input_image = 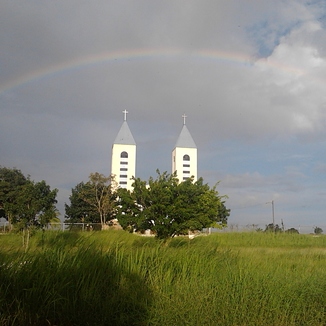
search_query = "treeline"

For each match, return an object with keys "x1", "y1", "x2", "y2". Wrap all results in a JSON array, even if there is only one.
[
  {"x1": 1, "y1": 167, "x2": 230, "y2": 239},
  {"x1": 259, "y1": 223, "x2": 323, "y2": 235}
]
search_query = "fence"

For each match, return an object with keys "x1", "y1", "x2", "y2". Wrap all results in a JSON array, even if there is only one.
[{"x1": 0, "y1": 222, "x2": 324, "y2": 235}]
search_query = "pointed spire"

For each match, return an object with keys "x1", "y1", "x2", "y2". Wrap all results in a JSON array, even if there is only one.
[
  {"x1": 175, "y1": 114, "x2": 196, "y2": 148},
  {"x1": 114, "y1": 110, "x2": 136, "y2": 145}
]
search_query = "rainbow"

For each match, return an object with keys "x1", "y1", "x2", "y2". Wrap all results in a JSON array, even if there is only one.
[{"x1": 0, "y1": 47, "x2": 312, "y2": 95}]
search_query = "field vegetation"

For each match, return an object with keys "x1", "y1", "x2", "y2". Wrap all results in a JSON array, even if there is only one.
[{"x1": 1, "y1": 231, "x2": 326, "y2": 325}]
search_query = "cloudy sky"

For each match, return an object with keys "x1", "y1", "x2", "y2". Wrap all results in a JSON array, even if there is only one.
[{"x1": 1, "y1": 0, "x2": 326, "y2": 231}]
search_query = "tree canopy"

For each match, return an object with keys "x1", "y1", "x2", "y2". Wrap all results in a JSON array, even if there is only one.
[
  {"x1": 65, "y1": 182, "x2": 99, "y2": 223},
  {"x1": 65, "y1": 173, "x2": 117, "y2": 229},
  {"x1": 116, "y1": 171, "x2": 229, "y2": 239},
  {"x1": 314, "y1": 226, "x2": 323, "y2": 235},
  {"x1": 0, "y1": 166, "x2": 58, "y2": 229}
]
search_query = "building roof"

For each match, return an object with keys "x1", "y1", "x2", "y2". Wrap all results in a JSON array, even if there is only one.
[
  {"x1": 175, "y1": 124, "x2": 196, "y2": 149},
  {"x1": 113, "y1": 121, "x2": 136, "y2": 145}
]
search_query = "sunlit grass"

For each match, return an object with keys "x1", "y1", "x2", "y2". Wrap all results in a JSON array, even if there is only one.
[{"x1": 0, "y1": 231, "x2": 326, "y2": 325}]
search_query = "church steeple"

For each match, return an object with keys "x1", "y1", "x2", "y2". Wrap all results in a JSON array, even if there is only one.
[
  {"x1": 113, "y1": 111, "x2": 136, "y2": 145},
  {"x1": 172, "y1": 114, "x2": 197, "y2": 182},
  {"x1": 174, "y1": 116, "x2": 197, "y2": 149},
  {"x1": 111, "y1": 111, "x2": 136, "y2": 191}
]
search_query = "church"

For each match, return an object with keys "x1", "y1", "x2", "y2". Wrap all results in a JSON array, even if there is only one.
[{"x1": 111, "y1": 110, "x2": 197, "y2": 191}]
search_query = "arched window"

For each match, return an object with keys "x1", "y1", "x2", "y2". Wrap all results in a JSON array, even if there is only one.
[
  {"x1": 120, "y1": 151, "x2": 128, "y2": 158},
  {"x1": 183, "y1": 154, "x2": 190, "y2": 161}
]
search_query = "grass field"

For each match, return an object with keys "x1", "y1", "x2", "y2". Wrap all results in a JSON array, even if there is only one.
[{"x1": 1, "y1": 230, "x2": 326, "y2": 325}]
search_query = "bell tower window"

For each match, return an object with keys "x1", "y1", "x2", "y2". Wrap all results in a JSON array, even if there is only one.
[
  {"x1": 182, "y1": 154, "x2": 191, "y2": 181},
  {"x1": 120, "y1": 151, "x2": 128, "y2": 158},
  {"x1": 119, "y1": 151, "x2": 129, "y2": 188}
]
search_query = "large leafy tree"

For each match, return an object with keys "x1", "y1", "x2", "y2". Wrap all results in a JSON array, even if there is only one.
[
  {"x1": 65, "y1": 182, "x2": 99, "y2": 223},
  {"x1": 0, "y1": 166, "x2": 58, "y2": 229},
  {"x1": 0, "y1": 167, "x2": 28, "y2": 225},
  {"x1": 66, "y1": 173, "x2": 117, "y2": 229},
  {"x1": 15, "y1": 180, "x2": 58, "y2": 228},
  {"x1": 116, "y1": 171, "x2": 230, "y2": 239}
]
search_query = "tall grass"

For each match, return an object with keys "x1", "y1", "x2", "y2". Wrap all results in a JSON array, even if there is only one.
[{"x1": 1, "y1": 231, "x2": 326, "y2": 325}]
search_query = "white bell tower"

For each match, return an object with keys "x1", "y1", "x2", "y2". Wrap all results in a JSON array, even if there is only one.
[
  {"x1": 172, "y1": 114, "x2": 197, "y2": 182},
  {"x1": 111, "y1": 110, "x2": 136, "y2": 191}
]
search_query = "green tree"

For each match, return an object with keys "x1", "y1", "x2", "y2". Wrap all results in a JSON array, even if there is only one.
[
  {"x1": 116, "y1": 170, "x2": 229, "y2": 239},
  {"x1": 264, "y1": 223, "x2": 283, "y2": 233},
  {"x1": 0, "y1": 167, "x2": 28, "y2": 227},
  {"x1": 77, "y1": 173, "x2": 117, "y2": 229},
  {"x1": 314, "y1": 226, "x2": 323, "y2": 235},
  {"x1": 285, "y1": 228, "x2": 299, "y2": 234},
  {"x1": 65, "y1": 182, "x2": 99, "y2": 223},
  {"x1": 0, "y1": 167, "x2": 58, "y2": 229},
  {"x1": 15, "y1": 180, "x2": 58, "y2": 228}
]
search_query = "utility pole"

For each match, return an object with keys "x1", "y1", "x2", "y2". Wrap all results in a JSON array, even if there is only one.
[{"x1": 266, "y1": 200, "x2": 275, "y2": 225}]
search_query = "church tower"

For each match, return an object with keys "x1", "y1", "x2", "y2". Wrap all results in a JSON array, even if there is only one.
[
  {"x1": 172, "y1": 114, "x2": 197, "y2": 182},
  {"x1": 111, "y1": 110, "x2": 136, "y2": 191}
]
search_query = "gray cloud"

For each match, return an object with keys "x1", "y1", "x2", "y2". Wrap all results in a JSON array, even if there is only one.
[{"x1": 1, "y1": 0, "x2": 326, "y2": 227}]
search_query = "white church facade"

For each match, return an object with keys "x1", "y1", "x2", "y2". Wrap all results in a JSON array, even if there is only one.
[{"x1": 111, "y1": 111, "x2": 197, "y2": 191}]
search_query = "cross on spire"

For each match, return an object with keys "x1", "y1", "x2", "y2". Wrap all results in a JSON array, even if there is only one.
[
  {"x1": 182, "y1": 113, "x2": 187, "y2": 125},
  {"x1": 122, "y1": 110, "x2": 128, "y2": 121}
]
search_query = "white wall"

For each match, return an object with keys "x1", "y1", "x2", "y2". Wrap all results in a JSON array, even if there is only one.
[{"x1": 172, "y1": 146, "x2": 197, "y2": 182}]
